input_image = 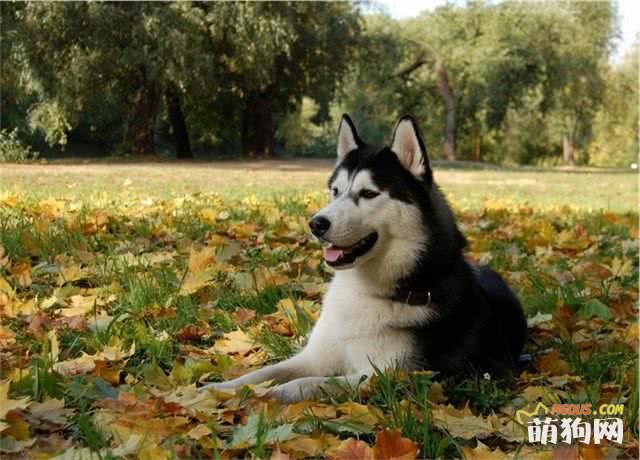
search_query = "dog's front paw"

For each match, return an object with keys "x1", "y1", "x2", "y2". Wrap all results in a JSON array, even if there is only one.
[
  {"x1": 269, "y1": 377, "x2": 323, "y2": 403},
  {"x1": 269, "y1": 382, "x2": 305, "y2": 404},
  {"x1": 198, "y1": 381, "x2": 236, "y2": 393}
]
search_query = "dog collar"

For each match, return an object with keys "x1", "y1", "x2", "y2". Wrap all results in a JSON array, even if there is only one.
[{"x1": 391, "y1": 289, "x2": 432, "y2": 307}]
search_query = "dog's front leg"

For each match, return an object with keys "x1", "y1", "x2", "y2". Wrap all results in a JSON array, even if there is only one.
[
  {"x1": 199, "y1": 354, "x2": 310, "y2": 392},
  {"x1": 269, "y1": 373, "x2": 367, "y2": 403}
]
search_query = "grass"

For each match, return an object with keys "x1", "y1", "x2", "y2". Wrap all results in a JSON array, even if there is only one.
[
  {"x1": 0, "y1": 159, "x2": 637, "y2": 458},
  {"x1": 0, "y1": 159, "x2": 636, "y2": 212}
]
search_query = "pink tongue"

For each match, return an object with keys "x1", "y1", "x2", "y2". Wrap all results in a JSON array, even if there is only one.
[{"x1": 324, "y1": 246, "x2": 344, "y2": 262}]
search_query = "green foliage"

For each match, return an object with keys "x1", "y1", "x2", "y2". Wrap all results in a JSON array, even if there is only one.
[
  {"x1": 588, "y1": 44, "x2": 639, "y2": 167},
  {"x1": 0, "y1": 1, "x2": 632, "y2": 165},
  {"x1": 276, "y1": 98, "x2": 336, "y2": 156},
  {"x1": 446, "y1": 375, "x2": 516, "y2": 415},
  {"x1": 367, "y1": 367, "x2": 454, "y2": 458},
  {"x1": 0, "y1": 129, "x2": 39, "y2": 162}
]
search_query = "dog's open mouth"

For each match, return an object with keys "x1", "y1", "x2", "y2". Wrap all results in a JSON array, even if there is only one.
[{"x1": 323, "y1": 232, "x2": 378, "y2": 267}]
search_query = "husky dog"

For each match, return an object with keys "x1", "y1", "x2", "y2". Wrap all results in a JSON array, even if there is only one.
[{"x1": 201, "y1": 115, "x2": 527, "y2": 403}]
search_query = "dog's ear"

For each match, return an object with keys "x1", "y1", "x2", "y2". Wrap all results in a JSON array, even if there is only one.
[
  {"x1": 390, "y1": 115, "x2": 430, "y2": 178},
  {"x1": 337, "y1": 114, "x2": 360, "y2": 161}
]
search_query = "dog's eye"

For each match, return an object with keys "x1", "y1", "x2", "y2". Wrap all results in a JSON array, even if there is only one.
[
  {"x1": 331, "y1": 187, "x2": 339, "y2": 197},
  {"x1": 359, "y1": 189, "x2": 380, "y2": 199}
]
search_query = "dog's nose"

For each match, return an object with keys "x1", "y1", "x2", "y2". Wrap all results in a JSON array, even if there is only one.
[{"x1": 309, "y1": 216, "x2": 331, "y2": 237}]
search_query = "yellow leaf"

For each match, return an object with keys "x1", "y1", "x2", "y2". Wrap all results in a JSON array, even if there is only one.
[
  {"x1": 3, "y1": 298, "x2": 37, "y2": 318},
  {"x1": 280, "y1": 433, "x2": 341, "y2": 457},
  {"x1": 187, "y1": 423, "x2": 212, "y2": 439},
  {"x1": 55, "y1": 259, "x2": 89, "y2": 286},
  {"x1": 430, "y1": 404, "x2": 525, "y2": 442},
  {"x1": 187, "y1": 246, "x2": 217, "y2": 273},
  {"x1": 0, "y1": 276, "x2": 15, "y2": 297},
  {"x1": 139, "y1": 446, "x2": 170, "y2": 460},
  {"x1": 56, "y1": 295, "x2": 97, "y2": 317},
  {"x1": 47, "y1": 329, "x2": 60, "y2": 363},
  {"x1": 53, "y1": 353, "x2": 96, "y2": 377},
  {"x1": 197, "y1": 207, "x2": 218, "y2": 224},
  {"x1": 54, "y1": 339, "x2": 134, "y2": 377},
  {"x1": 282, "y1": 401, "x2": 337, "y2": 421},
  {"x1": 4, "y1": 416, "x2": 30, "y2": 441},
  {"x1": 0, "y1": 380, "x2": 31, "y2": 432},
  {"x1": 0, "y1": 326, "x2": 16, "y2": 350},
  {"x1": 328, "y1": 438, "x2": 374, "y2": 460},
  {"x1": 606, "y1": 257, "x2": 634, "y2": 278},
  {"x1": 462, "y1": 441, "x2": 510, "y2": 460},
  {"x1": 0, "y1": 194, "x2": 19, "y2": 208},
  {"x1": 94, "y1": 339, "x2": 135, "y2": 361},
  {"x1": 179, "y1": 269, "x2": 216, "y2": 296},
  {"x1": 212, "y1": 329, "x2": 255, "y2": 355},
  {"x1": 336, "y1": 401, "x2": 381, "y2": 428},
  {"x1": 9, "y1": 261, "x2": 32, "y2": 287}
]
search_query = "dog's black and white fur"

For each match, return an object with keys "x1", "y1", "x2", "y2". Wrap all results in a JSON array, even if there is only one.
[{"x1": 201, "y1": 115, "x2": 527, "y2": 402}]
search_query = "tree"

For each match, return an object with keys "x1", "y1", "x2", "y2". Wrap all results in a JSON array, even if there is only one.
[
  {"x1": 546, "y1": 1, "x2": 616, "y2": 164},
  {"x1": 13, "y1": 2, "x2": 207, "y2": 156},
  {"x1": 199, "y1": 2, "x2": 361, "y2": 156},
  {"x1": 588, "y1": 41, "x2": 639, "y2": 167},
  {"x1": 12, "y1": 2, "x2": 361, "y2": 158}
]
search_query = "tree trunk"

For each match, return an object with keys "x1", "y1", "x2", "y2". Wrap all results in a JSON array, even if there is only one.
[
  {"x1": 165, "y1": 86, "x2": 192, "y2": 159},
  {"x1": 435, "y1": 61, "x2": 456, "y2": 161},
  {"x1": 123, "y1": 83, "x2": 160, "y2": 156},
  {"x1": 241, "y1": 91, "x2": 274, "y2": 157},
  {"x1": 562, "y1": 133, "x2": 575, "y2": 165}
]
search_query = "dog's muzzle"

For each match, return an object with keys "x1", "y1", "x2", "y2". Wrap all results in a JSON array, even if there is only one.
[{"x1": 309, "y1": 216, "x2": 331, "y2": 238}]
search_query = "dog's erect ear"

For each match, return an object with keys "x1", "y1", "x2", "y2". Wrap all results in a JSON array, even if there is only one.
[
  {"x1": 390, "y1": 115, "x2": 430, "y2": 177},
  {"x1": 337, "y1": 114, "x2": 360, "y2": 161}
]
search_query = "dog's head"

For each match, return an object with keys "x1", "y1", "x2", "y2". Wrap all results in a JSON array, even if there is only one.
[{"x1": 309, "y1": 114, "x2": 434, "y2": 274}]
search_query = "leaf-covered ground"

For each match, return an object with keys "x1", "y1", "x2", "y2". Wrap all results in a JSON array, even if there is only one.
[{"x1": 0, "y1": 178, "x2": 637, "y2": 459}]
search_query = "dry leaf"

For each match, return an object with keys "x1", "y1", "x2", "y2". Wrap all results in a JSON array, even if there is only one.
[
  {"x1": 462, "y1": 441, "x2": 510, "y2": 460},
  {"x1": 535, "y1": 350, "x2": 571, "y2": 376},
  {"x1": 329, "y1": 438, "x2": 374, "y2": 460},
  {"x1": 231, "y1": 307, "x2": 257, "y2": 325},
  {"x1": 372, "y1": 429, "x2": 418, "y2": 460},
  {"x1": 0, "y1": 380, "x2": 31, "y2": 432},
  {"x1": 212, "y1": 329, "x2": 255, "y2": 355}
]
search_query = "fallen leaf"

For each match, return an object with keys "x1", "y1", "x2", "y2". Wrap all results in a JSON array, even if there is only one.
[
  {"x1": 535, "y1": 350, "x2": 571, "y2": 376},
  {"x1": 0, "y1": 380, "x2": 30, "y2": 432},
  {"x1": 372, "y1": 429, "x2": 418, "y2": 460},
  {"x1": 462, "y1": 440, "x2": 510, "y2": 460},
  {"x1": 231, "y1": 307, "x2": 257, "y2": 325},
  {"x1": 0, "y1": 326, "x2": 16, "y2": 350},
  {"x1": 27, "y1": 398, "x2": 72, "y2": 429},
  {"x1": 329, "y1": 437, "x2": 374, "y2": 460},
  {"x1": 187, "y1": 424, "x2": 212, "y2": 440},
  {"x1": 431, "y1": 404, "x2": 525, "y2": 442},
  {"x1": 53, "y1": 353, "x2": 97, "y2": 377},
  {"x1": 9, "y1": 261, "x2": 32, "y2": 287},
  {"x1": 212, "y1": 329, "x2": 256, "y2": 355},
  {"x1": 270, "y1": 446, "x2": 293, "y2": 460},
  {"x1": 279, "y1": 433, "x2": 341, "y2": 457}
]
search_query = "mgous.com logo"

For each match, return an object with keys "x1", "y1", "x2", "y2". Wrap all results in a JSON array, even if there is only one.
[{"x1": 516, "y1": 403, "x2": 625, "y2": 445}]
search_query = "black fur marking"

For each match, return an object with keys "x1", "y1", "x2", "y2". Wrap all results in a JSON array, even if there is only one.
[
  {"x1": 339, "y1": 113, "x2": 363, "y2": 147},
  {"x1": 331, "y1": 118, "x2": 527, "y2": 376}
]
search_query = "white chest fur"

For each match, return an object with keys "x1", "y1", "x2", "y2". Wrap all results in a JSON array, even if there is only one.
[{"x1": 301, "y1": 271, "x2": 435, "y2": 376}]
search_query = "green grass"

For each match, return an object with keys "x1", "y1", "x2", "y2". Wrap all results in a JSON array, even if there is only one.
[
  {"x1": 0, "y1": 159, "x2": 636, "y2": 212},
  {"x1": 0, "y1": 159, "x2": 637, "y2": 458}
]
